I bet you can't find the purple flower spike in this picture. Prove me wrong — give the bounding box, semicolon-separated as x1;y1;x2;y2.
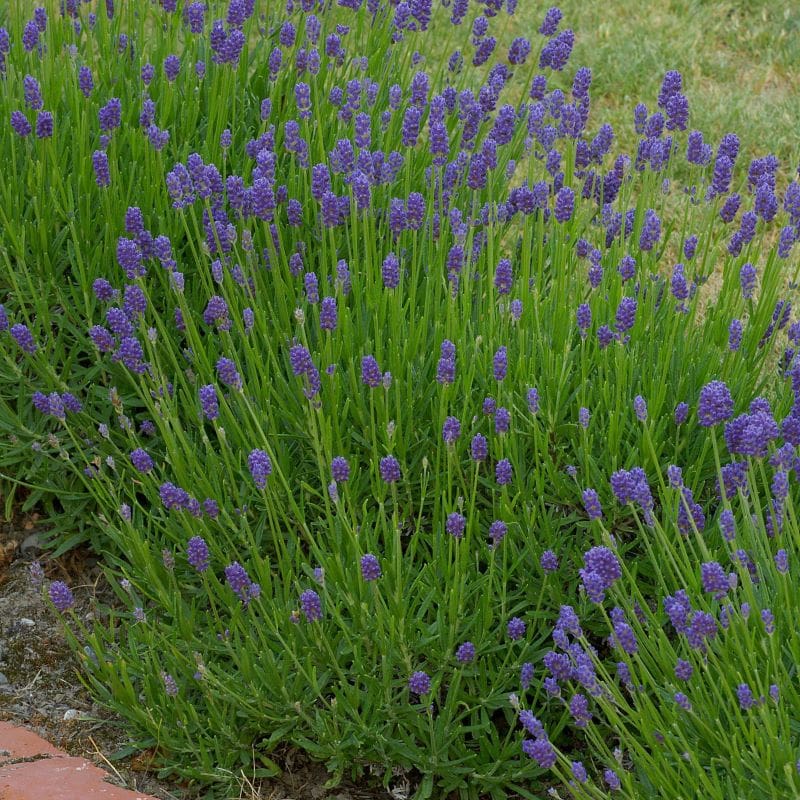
319;296;338;331
522;737;556;769
698;381;733;427
700;561;729;597
446;512;467;539
675;659;693;681
199;385;219;420
540;550;559;572
539;7;562;36
217;357;242;390
496;458;512;485
604;769;621;791
494;258;513;295
576;304;591;337
554;186;574;223
10;324;37;354
49;581;75;612
583;546;621;588
130;448;154;474
614;297;637;333
408;670;431;695
361;355;382;388
382;253;400;289
442;416;461;445
360;553;381;581
10;111;32;138
489;520;507;546
493;346;508;381
582;489;603;520
471;434;488;462
35;111;53;139
98;97;121;132
248;449;272;489
299;589;322;621
379;455;401;483
331;456;350;482
456;641;475;663
23;76;43;110
737;683;755;710
187;536;210;572
507;617;526;640
639;209;661;251
618;256;636;282
91;149;111;187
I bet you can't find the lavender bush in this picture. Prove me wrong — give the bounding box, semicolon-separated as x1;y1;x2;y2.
1;0;800;797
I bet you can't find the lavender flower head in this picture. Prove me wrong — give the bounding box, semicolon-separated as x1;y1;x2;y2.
539;7;563;36
507;617;526;640
554;186;574;223
331;456;350;482
700;561;729;598
199;385;219;420
361;355;382;388
216;357;242;390
10;323;37;354
471;434;488;462
187;536;210;572
442;416;461;445
582;489;603;520
522;737;557;769
49;581;75;612
576;303;591;337
456;641;475;663
496;458;512;485
584;546;621;586
540;550;559;572
489;520;507;546
493;346;507;381
639;209;661;251
130;448;154;474
446;512;467;539
614;297;637;333
10;111;32;138
379;455;401;483
408;670;431;694
248;449;272;489
697;380;734;427
299;588;322;621
360;553;381;581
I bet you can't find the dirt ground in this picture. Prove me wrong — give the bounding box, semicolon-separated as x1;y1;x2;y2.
0;512;397;800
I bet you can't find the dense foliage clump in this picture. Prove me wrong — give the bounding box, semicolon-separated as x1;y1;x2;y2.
1;1;800;797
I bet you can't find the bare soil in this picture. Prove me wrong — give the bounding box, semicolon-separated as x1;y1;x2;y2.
0;512;397;800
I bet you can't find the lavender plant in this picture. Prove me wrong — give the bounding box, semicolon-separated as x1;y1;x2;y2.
1;0;799;797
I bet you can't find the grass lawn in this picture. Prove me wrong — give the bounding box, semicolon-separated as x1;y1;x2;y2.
486;0;800;167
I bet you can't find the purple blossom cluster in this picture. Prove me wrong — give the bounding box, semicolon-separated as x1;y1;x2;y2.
610;467;654;524
225;562;260;605
32;391;82;419
580;546;621;603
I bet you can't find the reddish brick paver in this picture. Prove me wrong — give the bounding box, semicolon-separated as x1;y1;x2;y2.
0;723;61;765
0;722;158;800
